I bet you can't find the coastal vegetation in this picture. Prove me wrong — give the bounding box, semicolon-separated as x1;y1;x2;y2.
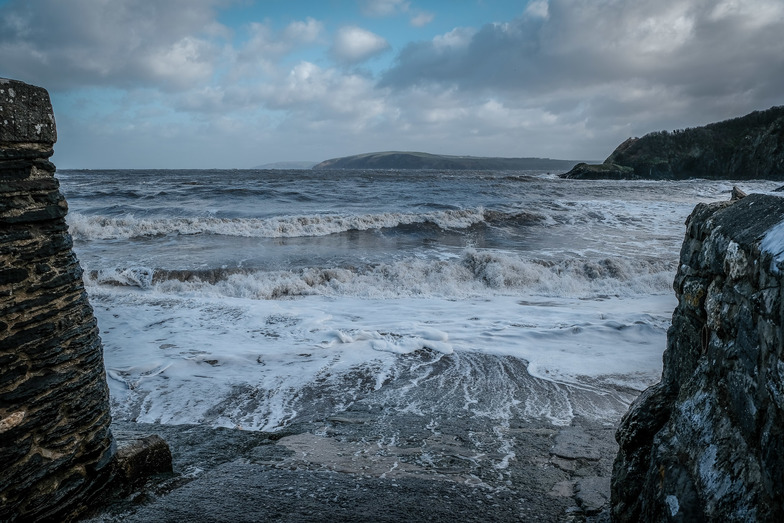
562;106;784;180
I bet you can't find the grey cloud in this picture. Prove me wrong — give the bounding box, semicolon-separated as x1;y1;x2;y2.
359;0;410;18
237;18;324;65
380;0;784;123
330;26;390;65
380;17;547;91
0;0;228;90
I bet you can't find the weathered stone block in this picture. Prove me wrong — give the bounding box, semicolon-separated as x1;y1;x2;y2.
114;434;174;490
0;78;57;144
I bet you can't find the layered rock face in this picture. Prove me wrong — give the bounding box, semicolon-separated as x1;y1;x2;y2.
613;193;784;521
0;79;115;520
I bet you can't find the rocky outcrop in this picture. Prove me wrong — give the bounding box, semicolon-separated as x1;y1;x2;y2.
561;106;784;180
612;193;784;521
0;79;115;521
558;162;634;180
314;151;579;171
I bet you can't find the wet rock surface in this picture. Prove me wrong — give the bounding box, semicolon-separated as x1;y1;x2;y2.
86;351;626;523
86;416;616;522
613;193;784;521
113;434;172;490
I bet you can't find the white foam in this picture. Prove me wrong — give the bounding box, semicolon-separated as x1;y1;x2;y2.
95;288;673;430
93;267;154;288
66;174;767;433
85;250;676;300
67;208;490;240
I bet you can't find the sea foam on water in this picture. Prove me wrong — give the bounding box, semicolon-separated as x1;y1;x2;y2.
58;169;782;430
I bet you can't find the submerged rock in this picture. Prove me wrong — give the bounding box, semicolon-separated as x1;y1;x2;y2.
612;193;784;521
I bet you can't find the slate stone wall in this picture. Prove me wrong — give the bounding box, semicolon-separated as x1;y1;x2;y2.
612;193;784;521
0;79;115;521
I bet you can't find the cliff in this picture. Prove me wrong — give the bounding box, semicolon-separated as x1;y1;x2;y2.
612;192;784;521
561;106;784;180
0;79;115;521
313;151;579;171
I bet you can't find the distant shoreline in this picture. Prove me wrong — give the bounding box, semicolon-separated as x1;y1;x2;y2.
312;151;583;171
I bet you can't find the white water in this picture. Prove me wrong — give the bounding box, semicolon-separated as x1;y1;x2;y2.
58;169;781;430
67;208;493;240
94;289;673;429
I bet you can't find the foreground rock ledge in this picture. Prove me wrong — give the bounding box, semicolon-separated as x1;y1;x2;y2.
613;193;784;521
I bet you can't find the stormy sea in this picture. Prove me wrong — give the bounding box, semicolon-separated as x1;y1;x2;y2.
60;169;779;519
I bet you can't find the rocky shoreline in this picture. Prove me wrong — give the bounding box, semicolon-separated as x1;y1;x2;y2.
82;349;633;522
85;397;620;522
8;76;784;521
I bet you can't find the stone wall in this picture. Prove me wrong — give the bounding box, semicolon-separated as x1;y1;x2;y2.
612;193;784;521
0;79;115;521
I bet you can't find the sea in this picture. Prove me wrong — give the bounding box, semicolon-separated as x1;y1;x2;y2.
56;169;779;432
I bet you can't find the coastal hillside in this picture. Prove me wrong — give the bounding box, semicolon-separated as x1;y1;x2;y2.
313;151;580;171
561;106;784;180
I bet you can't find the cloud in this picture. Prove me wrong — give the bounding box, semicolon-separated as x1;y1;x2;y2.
241;18;323;59
409;11;435;27
381;0;784;127
524;0;549;19
331;26;390;64
4;0;784;168
359;0;410;17
234;17;324;77
0;0;229;90
359;0;432;27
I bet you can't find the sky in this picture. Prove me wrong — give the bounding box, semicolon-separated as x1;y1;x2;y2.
1;0;783;169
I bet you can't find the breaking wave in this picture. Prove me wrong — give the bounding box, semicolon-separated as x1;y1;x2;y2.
85;250;676;300
66;208;544;240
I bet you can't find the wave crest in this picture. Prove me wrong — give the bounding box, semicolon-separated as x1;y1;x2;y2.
86;251;675;300
67;208;548;241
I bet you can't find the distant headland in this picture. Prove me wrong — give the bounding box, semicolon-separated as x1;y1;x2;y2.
561;106;784;180
312;151;581;171
253;160;318;169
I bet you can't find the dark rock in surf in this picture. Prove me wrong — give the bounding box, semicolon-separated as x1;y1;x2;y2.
113;434;173;490
612;193;784;521
559;162;635;180
731;185;747;200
